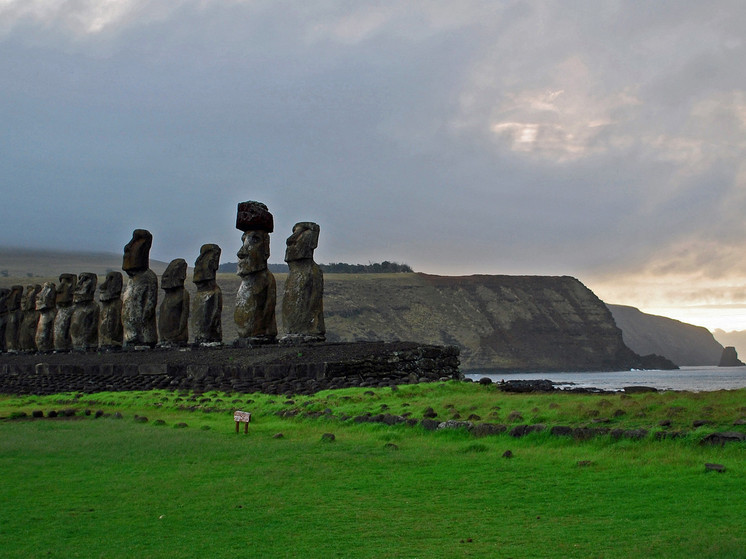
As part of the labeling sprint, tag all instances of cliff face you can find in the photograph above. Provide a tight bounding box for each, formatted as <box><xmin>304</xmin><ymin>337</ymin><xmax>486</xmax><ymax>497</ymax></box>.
<box><xmin>607</xmin><ymin>304</ymin><xmax>723</xmax><ymax>366</ymax></box>
<box><xmin>321</xmin><ymin>273</ymin><xmax>639</xmax><ymax>371</ymax></box>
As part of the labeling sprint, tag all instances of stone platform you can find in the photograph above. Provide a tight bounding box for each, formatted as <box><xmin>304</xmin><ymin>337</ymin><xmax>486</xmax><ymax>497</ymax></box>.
<box><xmin>0</xmin><ymin>342</ymin><xmax>461</xmax><ymax>396</ymax></box>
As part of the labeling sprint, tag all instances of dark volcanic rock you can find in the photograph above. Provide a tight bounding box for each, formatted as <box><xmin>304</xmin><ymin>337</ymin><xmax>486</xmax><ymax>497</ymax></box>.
<box><xmin>700</xmin><ymin>431</ymin><xmax>746</xmax><ymax>446</ymax></box>
<box><xmin>718</xmin><ymin>346</ymin><xmax>745</xmax><ymax>367</ymax></box>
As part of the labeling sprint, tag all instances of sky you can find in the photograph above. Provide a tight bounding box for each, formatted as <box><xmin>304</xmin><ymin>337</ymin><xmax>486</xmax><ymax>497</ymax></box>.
<box><xmin>2</xmin><ymin>1</ymin><xmax>746</xmax><ymax>332</ymax></box>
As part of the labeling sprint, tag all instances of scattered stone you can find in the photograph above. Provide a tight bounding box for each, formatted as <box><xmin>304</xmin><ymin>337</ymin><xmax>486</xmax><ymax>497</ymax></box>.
<box><xmin>437</xmin><ymin>420</ymin><xmax>473</xmax><ymax>431</ymax></box>
<box><xmin>499</xmin><ymin>379</ymin><xmax>555</xmax><ymax>393</ymax></box>
<box><xmin>174</xmin><ymin>422</ymin><xmax>188</xmax><ymax>428</ymax></box>
<box><xmin>733</xmin><ymin>418</ymin><xmax>746</xmax><ymax>425</ymax></box>
<box><xmin>423</xmin><ymin>407</ymin><xmax>438</xmax><ymax>418</ymax></box>
<box><xmin>622</xmin><ymin>386</ymin><xmax>658</xmax><ymax>394</ymax></box>
<box><xmin>478</xmin><ymin>377</ymin><xmax>493</xmax><ymax>385</ymax></box>
<box><xmin>705</xmin><ymin>463</ymin><xmax>726</xmax><ymax>472</ymax></box>
<box><xmin>273</xmin><ymin>433</ymin><xmax>284</xmax><ymax>439</ymax></box>
<box><xmin>502</xmin><ymin>450</ymin><xmax>513</xmax><ymax>458</ymax></box>
<box><xmin>700</xmin><ymin>431</ymin><xmax>746</xmax><ymax>446</ymax></box>
<box><xmin>32</xmin><ymin>410</ymin><xmax>44</xmax><ymax>418</ymax></box>
<box><xmin>384</xmin><ymin>443</ymin><xmax>399</xmax><ymax>450</ymax></box>
<box><xmin>47</xmin><ymin>410</ymin><xmax>58</xmax><ymax>418</ymax></box>
<box><xmin>550</xmin><ymin>426</ymin><xmax>572</xmax><ymax>436</ymax></box>
<box><xmin>506</xmin><ymin>411</ymin><xmax>523</xmax><ymax>422</ymax></box>
<box><xmin>577</xmin><ymin>460</ymin><xmax>594</xmax><ymax>467</ymax></box>
<box><xmin>693</xmin><ymin>420</ymin><xmax>711</xmax><ymax>428</ymax></box>
<box><xmin>658</xmin><ymin>419</ymin><xmax>672</xmax><ymax>427</ymax></box>
<box><xmin>321</xmin><ymin>433</ymin><xmax>335</xmax><ymax>442</ymax></box>
<box><xmin>153</xmin><ymin>419</ymin><xmax>166</xmax><ymax>426</ymax></box>
<box><xmin>421</xmin><ymin>418</ymin><xmax>440</xmax><ymax>431</ymax></box>
<box><xmin>470</xmin><ymin>423</ymin><xmax>507</xmax><ymax>437</ymax></box>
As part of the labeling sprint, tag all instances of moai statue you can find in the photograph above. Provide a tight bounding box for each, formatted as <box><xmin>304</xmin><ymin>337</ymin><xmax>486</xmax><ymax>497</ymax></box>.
<box><xmin>0</xmin><ymin>288</ymin><xmax>9</xmax><ymax>352</ymax></box>
<box><xmin>234</xmin><ymin>201</ymin><xmax>277</xmax><ymax>345</ymax></box>
<box><xmin>53</xmin><ymin>274</ymin><xmax>77</xmax><ymax>351</ymax></box>
<box><xmin>192</xmin><ymin>244</ymin><xmax>222</xmax><ymax>345</ymax></box>
<box><xmin>158</xmin><ymin>258</ymin><xmax>189</xmax><ymax>346</ymax></box>
<box><xmin>70</xmin><ymin>272</ymin><xmax>99</xmax><ymax>351</ymax></box>
<box><xmin>5</xmin><ymin>285</ymin><xmax>23</xmax><ymax>352</ymax></box>
<box><xmin>34</xmin><ymin>282</ymin><xmax>57</xmax><ymax>353</ymax></box>
<box><xmin>98</xmin><ymin>271</ymin><xmax>124</xmax><ymax>350</ymax></box>
<box><xmin>122</xmin><ymin>229</ymin><xmax>158</xmax><ymax>347</ymax></box>
<box><xmin>281</xmin><ymin>222</ymin><xmax>325</xmax><ymax>343</ymax></box>
<box><xmin>19</xmin><ymin>284</ymin><xmax>41</xmax><ymax>352</ymax></box>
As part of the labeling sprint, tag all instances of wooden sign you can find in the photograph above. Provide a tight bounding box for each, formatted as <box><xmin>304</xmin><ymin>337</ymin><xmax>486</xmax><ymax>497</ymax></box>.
<box><xmin>234</xmin><ymin>410</ymin><xmax>251</xmax><ymax>434</ymax></box>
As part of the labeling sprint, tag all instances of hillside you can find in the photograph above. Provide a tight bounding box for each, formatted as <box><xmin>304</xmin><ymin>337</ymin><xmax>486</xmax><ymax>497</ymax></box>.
<box><xmin>607</xmin><ymin>304</ymin><xmax>723</xmax><ymax>366</ymax></box>
<box><xmin>1</xmin><ymin>249</ymin><xmax>657</xmax><ymax>371</ymax></box>
<box><xmin>712</xmin><ymin>330</ymin><xmax>746</xmax><ymax>364</ymax></box>
<box><xmin>0</xmin><ymin>247</ymin><xmax>170</xmax><ymax>277</ymax></box>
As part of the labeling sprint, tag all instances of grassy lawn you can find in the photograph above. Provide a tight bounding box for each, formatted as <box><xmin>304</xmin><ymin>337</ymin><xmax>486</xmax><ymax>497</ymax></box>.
<box><xmin>1</xmin><ymin>384</ymin><xmax>745</xmax><ymax>558</ymax></box>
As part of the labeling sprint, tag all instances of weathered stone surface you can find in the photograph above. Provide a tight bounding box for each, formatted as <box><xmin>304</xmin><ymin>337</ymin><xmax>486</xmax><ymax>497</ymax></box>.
<box><xmin>718</xmin><ymin>346</ymin><xmax>744</xmax><ymax>367</ymax></box>
<box><xmin>281</xmin><ymin>222</ymin><xmax>325</xmax><ymax>343</ymax></box>
<box><xmin>34</xmin><ymin>282</ymin><xmax>57</xmax><ymax>352</ymax></box>
<box><xmin>53</xmin><ymin>274</ymin><xmax>76</xmax><ymax>351</ymax></box>
<box><xmin>192</xmin><ymin>246</ymin><xmax>222</xmax><ymax>344</ymax></box>
<box><xmin>98</xmin><ymin>271</ymin><xmax>123</xmax><ymax>349</ymax></box>
<box><xmin>0</xmin><ymin>288</ymin><xmax>9</xmax><ymax>352</ymax></box>
<box><xmin>19</xmin><ymin>284</ymin><xmax>41</xmax><ymax>352</ymax></box>
<box><xmin>159</xmin><ymin>259</ymin><xmax>189</xmax><ymax>345</ymax></box>
<box><xmin>122</xmin><ymin>229</ymin><xmax>158</xmax><ymax>347</ymax></box>
<box><xmin>235</xmin><ymin>204</ymin><xmax>277</xmax><ymax>343</ymax></box>
<box><xmin>700</xmin><ymin>431</ymin><xmax>746</xmax><ymax>445</ymax></box>
<box><xmin>70</xmin><ymin>273</ymin><xmax>99</xmax><ymax>351</ymax></box>
<box><xmin>235</xmin><ymin>200</ymin><xmax>274</xmax><ymax>233</ymax></box>
<box><xmin>5</xmin><ymin>285</ymin><xmax>24</xmax><ymax>352</ymax></box>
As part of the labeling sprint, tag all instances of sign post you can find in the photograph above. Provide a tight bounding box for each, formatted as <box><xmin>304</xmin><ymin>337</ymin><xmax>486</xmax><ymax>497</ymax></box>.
<box><xmin>234</xmin><ymin>410</ymin><xmax>251</xmax><ymax>434</ymax></box>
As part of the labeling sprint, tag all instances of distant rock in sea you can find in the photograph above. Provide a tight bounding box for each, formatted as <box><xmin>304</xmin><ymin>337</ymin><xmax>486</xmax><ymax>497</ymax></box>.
<box><xmin>718</xmin><ymin>346</ymin><xmax>745</xmax><ymax>367</ymax></box>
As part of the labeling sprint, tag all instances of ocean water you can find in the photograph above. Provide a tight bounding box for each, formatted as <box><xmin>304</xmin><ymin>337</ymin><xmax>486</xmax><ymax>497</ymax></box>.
<box><xmin>464</xmin><ymin>366</ymin><xmax>746</xmax><ymax>392</ymax></box>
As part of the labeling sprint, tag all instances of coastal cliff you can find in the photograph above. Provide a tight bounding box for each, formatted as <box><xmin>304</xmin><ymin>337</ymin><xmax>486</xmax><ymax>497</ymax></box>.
<box><xmin>317</xmin><ymin>273</ymin><xmax>644</xmax><ymax>371</ymax></box>
<box><xmin>607</xmin><ymin>304</ymin><xmax>723</xmax><ymax>366</ymax></box>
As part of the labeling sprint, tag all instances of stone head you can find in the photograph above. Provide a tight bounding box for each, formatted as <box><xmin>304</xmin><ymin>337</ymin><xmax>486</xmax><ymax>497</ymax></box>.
<box><xmin>123</xmin><ymin>229</ymin><xmax>153</xmax><ymax>274</ymax></box>
<box><xmin>237</xmin><ymin>230</ymin><xmax>270</xmax><ymax>275</ymax></box>
<box><xmin>99</xmin><ymin>271</ymin><xmax>123</xmax><ymax>301</ymax></box>
<box><xmin>161</xmin><ymin>258</ymin><xmax>188</xmax><ymax>290</ymax></box>
<box><xmin>56</xmin><ymin>274</ymin><xmax>77</xmax><ymax>305</ymax></box>
<box><xmin>36</xmin><ymin>282</ymin><xmax>57</xmax><ymax>311</ymax></box>
<box><xmin>285</xmin><ymin>222</ymin><xmax>320</xmax><ymax>262</ymax></box>
<box><xmin>8</xmin><ymin>286</ymin><xmax>23</xmax><ymax>311</ymax></box>
<box><xmin>0</xmin><ymin>288</ymin><xmax>10</xmax><ymax>314</ymax></box>
<box><xmin>193</xmin><ymin>245</ymin><xmax>221</xmax><ymax>283</ymax></box>
<box><xmin>21</xmin><ymin>284</ymin><xmax>41</xmax><ymax>312</ymax></box>
<box><xmin>74</xmin><ymin>273</ymin><xmax>98</xmax><ymax>303</ymax></box>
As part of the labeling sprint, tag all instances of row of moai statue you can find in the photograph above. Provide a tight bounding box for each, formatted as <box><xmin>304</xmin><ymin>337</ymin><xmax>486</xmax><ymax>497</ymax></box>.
<box><xmin>0</xmin><ymin>200</ymin><xmax>324</xmax><ymax>353</ymax></box>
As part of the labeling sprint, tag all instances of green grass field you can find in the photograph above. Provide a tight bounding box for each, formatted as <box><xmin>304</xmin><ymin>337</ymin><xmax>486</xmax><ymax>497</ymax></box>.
<box><xmin>1</xmin><ymin>383</ymin><xmax>745</xmax><ymax>558</ymax></box>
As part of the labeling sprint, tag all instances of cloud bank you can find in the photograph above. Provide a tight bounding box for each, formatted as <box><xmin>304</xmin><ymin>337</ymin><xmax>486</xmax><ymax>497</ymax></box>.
<box><xmin>2</xmin><ymin>1</ymin><xmax>746</xmax><ymax>327</ymax></box>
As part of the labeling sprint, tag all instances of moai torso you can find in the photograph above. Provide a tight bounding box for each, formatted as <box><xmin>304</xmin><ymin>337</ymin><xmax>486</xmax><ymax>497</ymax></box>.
<box><xmin>281</xmin><ymin>222</ymin><xmax>325</xmax><ymax>342</ymax></box>
<box><xmin>122</xmin><ymin>229</ymin><xmax>158</xmax><ymax>347</ymax></box>
<box><xmin>5</xmin><ymin>285</ymin><xmax>23</xmax><ymax>352</ymax></box>
<box><xmin>70</xmin><ymin>273</ymin><xmax>99</xmax><ymax>351</ymax></box>
<box><xmin>234</xmin><ymin>202</ymin><xmax>277</xmax><ymax>344</ymax></box>
<box><xmin>158</xmin><ymin>259</ymin><xmax>189</xmax><ymax>345</ymax></box>
<box><xmin>98</xmin><ymin>271</ymin><xmax>123</xmax><ymax>350</ymax></box>
<box><xmin>53</xmin><ymin>274</ymin><xmax>77</xmax><ymax>351</ymax></box>
<box><xmin>35</xmin><ymin>282</ymin><xmax>57</xmax><ymax>353</ymax></box>
<box><xmin>192</xmin><ymin>245</ymin><xmax>222</xmax><ymax>344</ymax></box>
<box><xmin>19</xmin><ymin>284</ymin><xmax>41</xmax><ymax>352</ymax></box>
<box><xmin>0</xmin><ymin>288</ymin><xmax>9</xmax><ymax>352</ymax></box>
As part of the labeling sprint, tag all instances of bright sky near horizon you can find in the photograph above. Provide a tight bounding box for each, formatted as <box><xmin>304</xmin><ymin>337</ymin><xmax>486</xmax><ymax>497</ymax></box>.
<box><xmin>2</xmin><ymin>1</ymin><xmax>746</xmax><ymax>332</ymax></box>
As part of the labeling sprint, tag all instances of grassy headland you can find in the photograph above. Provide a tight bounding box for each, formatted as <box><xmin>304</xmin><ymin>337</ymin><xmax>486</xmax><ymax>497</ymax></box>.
<box><xmin>1</xmin><ymin>383</ymin><xmax>745</xmax><ymax>558</ymax></box>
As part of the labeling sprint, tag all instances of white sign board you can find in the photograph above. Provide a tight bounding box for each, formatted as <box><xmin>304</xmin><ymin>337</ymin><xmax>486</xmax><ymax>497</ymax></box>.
<box><xmin>234</xmin><ymin>411</ymin><xmax>252</xmax><ymax>423</ymax></box>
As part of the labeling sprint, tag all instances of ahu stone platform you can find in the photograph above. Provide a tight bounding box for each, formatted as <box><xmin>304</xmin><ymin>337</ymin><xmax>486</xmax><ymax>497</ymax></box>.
<box><xmin>0</xmin><ymin>342</ymin><xmax>461</xmax><ymax>396</ymax></box>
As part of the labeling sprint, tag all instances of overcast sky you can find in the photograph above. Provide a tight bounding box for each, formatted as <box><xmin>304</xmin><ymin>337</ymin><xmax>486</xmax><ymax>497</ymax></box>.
<box><xmin>2</xmin><ymin>1</ymin><xmax>746</xmax><ymax>330</ymax></box>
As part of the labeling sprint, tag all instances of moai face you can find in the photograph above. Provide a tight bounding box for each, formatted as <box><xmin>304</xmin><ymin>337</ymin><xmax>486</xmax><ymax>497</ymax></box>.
<box><xmin>8</xmin><ymin>286</ymin><xmax>23</xmax><ymax>311</ymax></box>
<box><xmin>194</xmin><ymin>244</ymin><xmax>221</xmax><ymax>283</ymax></box>
<box><xmin>0</xmin><ymin>288</ymin><xmax>9</xmax><ymax>313</ymax></box>
<box><xmin>99</xmin><ymin>271</ymin><xmax>123</xmax><ymax>301</ymax></box>
<box><xmin>285</xmin><ymin>222</ymin><xmax>320</xmax><ymax>262</ymax></box>
<box><xmin>123</xmin><ymin>229</ymin><xmax>153</xmax><ymax>275</ymax></box>
<box><xmin>235</xmin><ymin>201</ymin><xmax>273</xmax><ymax>276</ymax></box>
<box><xmin>56</xmin><ymin>274</ymin><xmax>77</xmax><ymax>305</ymax></box>
<box><xmin>36</xmin><ymin>282</ymin><xmax>57</xmax><ymax>311</ymax></box>
<box><xmin>161</xmin><ymin>259</ymin><xmax>187</xmax><ymax>290</ymax></box>
<box><xmin>21</xmin><ymin>285</ymin><xmax>41</xmax><ymax>312</ymax></box>
<box><xmin>74</xmin><ymin>273</ymin><xmax>98</xmax><ymax>303</ymax></box>
<box><xmin>237</xmin><ymin>231</ymin><xmax>270</xmax><ymax>275</ymax></box>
